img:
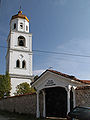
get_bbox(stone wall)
[75,88,90,107]
[0,88,90,117]
[0,93,37,115]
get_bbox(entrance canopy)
[31,69,89,91]
[31,69,90,118]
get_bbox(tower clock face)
[19,54,23,59]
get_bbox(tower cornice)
[11,11,29,22]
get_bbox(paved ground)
[46,117,67,120]
[0,114,16,120]
[0,112,67,120]
[0,115,8,120]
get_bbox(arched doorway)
[45,87,67,118]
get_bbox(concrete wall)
[76,88,90,107]
[0,93,37,115]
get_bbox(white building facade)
[6,11,33,95]
[31,69,90,118]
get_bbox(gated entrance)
[31,69,77,118]
[45,87,67,117]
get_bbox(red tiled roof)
[4,92,36,99]
[76,86,90,90]
[48,69,90,84]
[79,80,90,84]
[31,69,90,85]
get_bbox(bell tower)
[6,11,33,95]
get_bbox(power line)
[33,50,90,58]
[1,45,90,58]
[0,45,7,48]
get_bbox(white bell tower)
[6,11,33,95]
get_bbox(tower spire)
[19,5,21,11]
[18,0,22,12]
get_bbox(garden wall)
[76,88,90,107]
[0,93,37,115]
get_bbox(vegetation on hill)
[0,72,11,98]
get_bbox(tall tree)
[0,72,11,98]
[14,82,35,95]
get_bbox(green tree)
[14,82,36,95]
[0,72,11,98]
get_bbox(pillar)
[72,86,76,108]
[66,85,71,114]
[42,90,46,117]
[67,89,70,113]
[36,91,40,118]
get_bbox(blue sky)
[1,0,90,80]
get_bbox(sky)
[1,0,90,80]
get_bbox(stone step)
[46,117,67,120]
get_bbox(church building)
[5,10,90,119]
[6,11,33,95]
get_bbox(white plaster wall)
[7,31,32,76]
[10,19,18,32]
[33,71,83,91]
[10,77,31,96]
[10,31,32,51]
[7,15,32,96]
[10,18,29,33]
[18,18,29,33]
[6,52,9,72]
[9,50,32,76]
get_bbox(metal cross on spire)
[19,0,22,11]
[19,5,21,11]
[0,0,1,7]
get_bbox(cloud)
[33,69,45,76]
[45,38,90,79]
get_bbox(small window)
[20,23,23,29]
[16,60,20,68]
[14,23,16,29]
[26,26,28,31]
[18,36,25,47]
[22,60,26,68]
[8,39,10,48]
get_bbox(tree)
[14,82,36,95]
[0,72,11,98]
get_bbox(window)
[20,23,23,29]
[18,36,25,47]
[14,23,16,29]
[22,60,26,68]
[16,60,20,68]
[26,25,28,31]
[8,39,10,48]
